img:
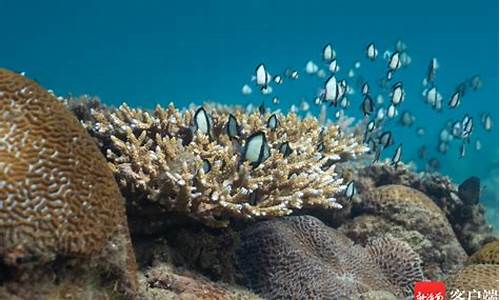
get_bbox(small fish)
[345,180,356,199]
[462,114,473,138]
[437,141,448,154]
[317,69,327,78]
[267,114,279,130]
[459,142,466,158]
[272,96,280,104]
[395,40,407,52]
[427,58,439,83]
[279,141,293,157]
[418,145,427,159]
[340,97,349,109]
[226,114,240,138]
[424,86,442,106]
[256,64,270,87]
[362,82,370,96]
[376,107,385,121]
[329,59,340,73]
[361,95,374,116]
[439,128,451,143]
[475,139,482,151]
[194,107,211,135]
[273,75,283,85]
[261,85,273,95]
[379,131,393,149]
[448,90,461,108]
[391,81,404,105]
[376,94,384,105]
[323,43,335,62]
[469,74,483,91]
[386,70,393,81]
[458,176,480,205]
[314,97,322,105]
[481,113,492,131]
[416,127,426,136]
[366,43,378,61]
[317,142,326,152]
[305,60,319,74]
[399,111,415,127]
[201,159,211,173]
[285,69,299,79]
[354,61,361,69]
[259,102,266,115]
[367,120,376,132]
[391,144,402,169]
[324,75,339,103]
[243,131,271,167]
[387,104,397,119]
[300,99,310,111]
[348,69,355,78]
[399,52,412,67]
[451,121,462,137]
[388,51,401,71]
[241,84,252,95]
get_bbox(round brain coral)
[0,69,126,262]
[467,240,499,265]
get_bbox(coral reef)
[339,184,467,279]
[0,69,137,298]
[466,240,499,265]
[134,236,260,300]
[76,101,368,227]
[237,215,423,299]
[342,163,496,255]
[445,240,499,300]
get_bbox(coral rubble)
[77,102,368,227]
[237,215,423,299]
[0,69,137,298]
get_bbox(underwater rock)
[0,69,137,298]
[342,163,496,255]
[75,101,368,228]
[340,184,467,280]
[237,215,423,299]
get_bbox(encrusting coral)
[78,101,368,227]
[0,69,137,298]
[237,215,423,299]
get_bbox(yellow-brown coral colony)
[82,103,368,226]
[0,69,130,263]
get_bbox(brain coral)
[0,69,136,294]
[78,102,368,227]
[467,240,499,265]
[341,184,467,279]
[446,264,499,299]
[237,215,423,299]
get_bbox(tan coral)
[0,69,137,297]
[467,240,499,265]
[446,264,499,300]
[346,184,467,279]
[81,102,368,227]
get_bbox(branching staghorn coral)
[80,102,368,227]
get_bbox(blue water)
[1,0,498,229]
